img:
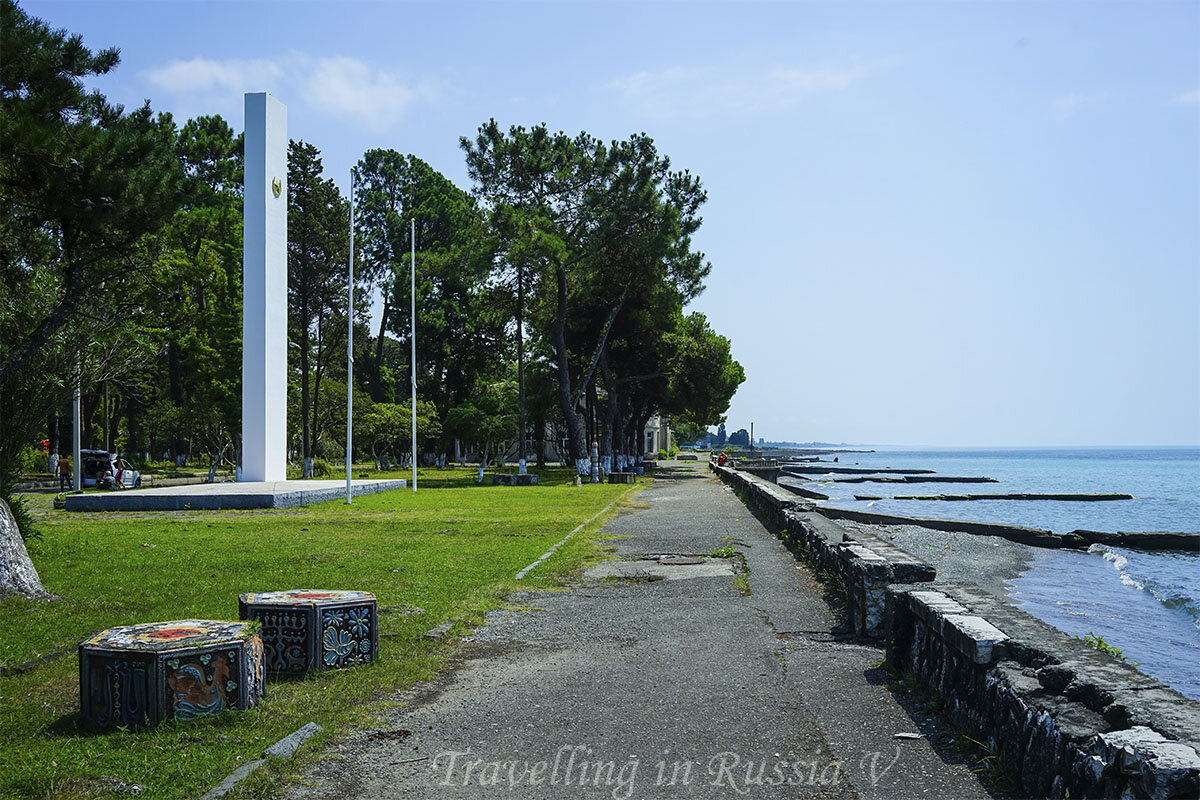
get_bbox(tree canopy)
[0,1,745,523]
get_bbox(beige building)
[643,414,671,456]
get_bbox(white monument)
[242,93,287,481]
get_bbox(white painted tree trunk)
[0,499,50,599]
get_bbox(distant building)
[643,415,671,456]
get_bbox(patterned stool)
[79,620,264,730]
[238,590,377,675]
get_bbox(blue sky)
[25,0,1200,446]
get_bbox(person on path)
[58,456,71,491]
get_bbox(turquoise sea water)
[802,446,1200,699]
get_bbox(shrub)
[17,444,45,475]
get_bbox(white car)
[79,449,142,489]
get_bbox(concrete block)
[264,722,322,759]
[942,614,1009,664]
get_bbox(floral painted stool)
[79,620,264,730]
[238,590,377,676]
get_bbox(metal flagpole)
[346,167,356,504]
[72,378,81,492]
[411,218,417,492]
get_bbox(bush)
[17,444,45,475]
[657,449,669,461]
[311,458,333,478]
[668,444,679,458]
[0,478,37,540]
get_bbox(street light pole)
[411,218,417,492]
[346,167,356,504]
[72,378,81,492]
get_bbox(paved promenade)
[286,465,999,799]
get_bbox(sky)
[24,0,1200,447]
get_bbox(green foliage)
[360,398,442,463]
[1078,631,1141,666]
[463,120,721,463]
[0,481,37,541]
[136,113,244,463]
[288,139,353,469]
[948,733,1018,792]
[0,0,184,494]
[15,445,43,475]
[444,380,518,465]
[709,546,737,558]
[355,150,503,420]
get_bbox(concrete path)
[284,465,1000,799]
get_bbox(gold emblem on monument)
[271,177,282,198]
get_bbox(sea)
[789,446,1200,699]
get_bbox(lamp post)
[346,167,356,504]
[72,378,81,492]
[410,218,417,493]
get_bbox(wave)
[1090,544,1200,628]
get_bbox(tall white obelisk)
[242,92,287,482]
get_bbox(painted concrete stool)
[238,590,377,675]
[79,620,264,730]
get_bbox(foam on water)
[1091,544,1200,627]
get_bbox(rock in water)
[0,498,50,599]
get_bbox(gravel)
[835,519,1036,598]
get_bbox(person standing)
[58,455,72,491]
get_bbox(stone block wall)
[887,585,1200,799]
[713,463,1200,797]
[712,463,934,638]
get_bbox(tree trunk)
[81,391,97,450]
[125,393,141,457]
[47,413,59,472]
[372,291,391,402]
[0,499,51,600]
[534,410,546,468]
[167,341,186,458]
[552,263,587,469]
[300,319,313,477]
[599,351,617,471]
[108,387,122,454]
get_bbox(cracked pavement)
[283,464,1001,799]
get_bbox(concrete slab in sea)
[63,479,407,512]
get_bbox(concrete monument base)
[64,479,406,512]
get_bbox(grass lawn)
[1,466,639,799]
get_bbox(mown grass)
[1,467,637,799]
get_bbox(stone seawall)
[710,463,1200,798]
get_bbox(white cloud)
[140,52,441,131]
[1052,92,1101,112]
[302,57,420,130]
[1172,89,1200,105]
[608,63,867,117]
[142,55,292,94]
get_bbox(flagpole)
[346,167,356,504]
[410,218,417,492]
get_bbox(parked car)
[79,449,142,489]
